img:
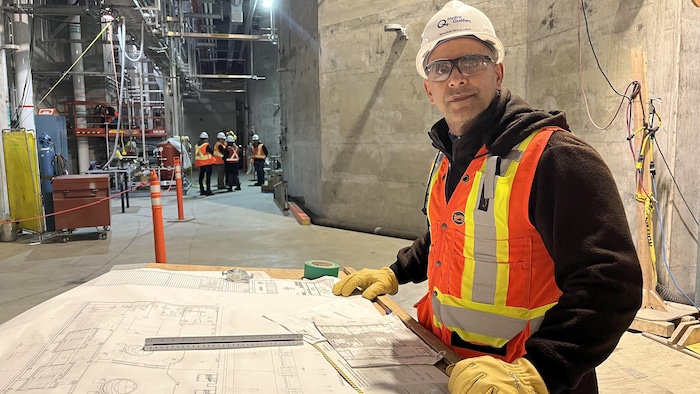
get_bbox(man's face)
[423,38,504,136]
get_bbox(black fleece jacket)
[390,89,642,394]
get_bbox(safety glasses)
[425,54,495,82]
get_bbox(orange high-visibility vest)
[415,127,562,362]
[252,144,266,160]
[213,141,225,164]
[195,143,215,167]
[225,146,239,163]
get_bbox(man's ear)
[495,63,505,89]
[423,80,435,104]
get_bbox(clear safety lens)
[425,54,494,82]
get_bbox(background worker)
[332,2,642,393]
[250,134,268,186]
[194,131,215,196]
[224,135,242,191]
[213,131,227,189]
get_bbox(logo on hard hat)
[437,16,472,29]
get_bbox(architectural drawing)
[0,300,354,393]
[0,270,357,393]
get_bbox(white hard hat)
[225,135,236,143]
[251,134,260,141]
[217,132,226,139]
[199,131,209,139]
[415,1,505,79]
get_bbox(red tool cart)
[52,174,111,242]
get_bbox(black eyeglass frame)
[424,54,495,82]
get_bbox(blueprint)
[0,268,448,393]
[314,314,444,367]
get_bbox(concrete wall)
[276,0,699,296]
[281,0,526,237]
[249,41,281,157]
[278,0,322,213]
[525,0,699,297]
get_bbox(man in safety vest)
[194,131,215,196]
[213,131,227,190]
[223,134,241,191]
[332,2,642,393]
[250,134,268,186]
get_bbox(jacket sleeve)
[523,131,642,393]
[206,144,214,155]
[263,145,269,156]
[389,230,431,284]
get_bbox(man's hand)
[332,267,399,300]
[448,356,548,394]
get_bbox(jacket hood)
[428,89,570,157]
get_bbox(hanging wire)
[652,140,699,226]
[651,177,700,312]
[579,0,631,99]
[577,0,639,130]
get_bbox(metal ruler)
[143,333,304,351]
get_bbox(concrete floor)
[1,174,700,392]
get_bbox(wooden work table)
[146,263,462,371]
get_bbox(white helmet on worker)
[251,134,260,141]
[199,131,209,139]
[217,132,226,140]
[225,135,236,143]
[415,1,505,79]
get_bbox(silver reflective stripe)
[471,259,497,304]
[432,295,527,340]
[472,159,498,304]
[530,315,545,333]
[482,156,499,200]
[503,149,524,162]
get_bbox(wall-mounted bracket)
[384,24,408,40]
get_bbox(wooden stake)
[631,47,666,311]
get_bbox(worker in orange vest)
[224,135,241,191]
[195,131,215,196]
[332,2,642,394]
[250,134,268,186]
[213,131,227,189]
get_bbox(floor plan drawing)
[0,300,354,393]
[0,269,363,393]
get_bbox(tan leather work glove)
[448,356,549,394]
[332,267,399,300]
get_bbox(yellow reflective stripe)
[461,170,483,300]
[426,155,445,219]
[494,262,510,306]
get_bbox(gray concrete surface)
[0,176,425,325]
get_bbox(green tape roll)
[303,260,340,279]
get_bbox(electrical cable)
[652,139,699,226]
[651,176,700,312]
[577,0,638,130]
[579,0,631,99]
[117,22,145,62]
